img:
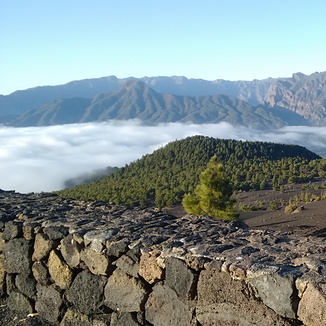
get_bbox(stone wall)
[0,190,326,325]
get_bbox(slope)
[57,135,324,208]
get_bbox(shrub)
[284,202,298,214]
[267,201,279,211]
[239,203,257,212]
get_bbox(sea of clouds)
[1,120,326,193]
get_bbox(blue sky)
[1,0,326,95]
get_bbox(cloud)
[0,121,325,193]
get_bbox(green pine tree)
[182,155,239,220]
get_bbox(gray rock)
[60,307,92,326]
[35,283,63,324]
[32,233,55,261]
[80,246,109,275]
[145,283,193,326]
[197,268,291,326]
[249,271,298,318]
[115,249,140,278]
[32,260,50,285]
[104,268,147,312]
[110,312,140,326]
[106,240,129,257]
[6,273,16,294]
[44,225,69,240]
[7,291,33,314]
[2,220,23,240]
[165,257,197,300]
[3,238,32,274]
[67,270,107,315]
[15,273,36,300]
[61,234,82,268]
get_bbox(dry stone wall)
[0,190,326,325]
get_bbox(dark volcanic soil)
[164,182,326,237]
[238,182,326,237]
[241,199,326,237]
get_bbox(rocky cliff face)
[264,72,326,125]
[0,190,326,325]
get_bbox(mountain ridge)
[1,71,326,126]
[9,80,287,129]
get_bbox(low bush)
[284,203,298,214]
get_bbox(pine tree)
[182,155,238,220]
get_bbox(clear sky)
[1,0,326,95]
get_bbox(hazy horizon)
[2,1,326,95]
[0,121,325,194]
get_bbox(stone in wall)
[35,283,63,324]
[3,238,32,274]
[106,239,129,258]
[48,249,73,289]
[80,246,110,275]
[7,291,33,315]
[114,248,140,278]
[60,307,92,326]
[15,273,37,300]
[32,260,50,285]
[0,255,5,296]
[60,234,82,268]
[297,282,326,326]
[104,268,147,312]
[23,222,40,240]
[165,257,197,300]
[32,232,55,261]
[110,312,141,326]
[67,270,107,315]
[6,273,16,294]
[196,268,292,325]
[248,266,299,318]
[44,225,69,241]
[145,283,194,326]
[2,220,23,240]
[139,250,164,284]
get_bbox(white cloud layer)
[0,121,326,193]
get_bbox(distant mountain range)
[1,71,326,128]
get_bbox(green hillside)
[57,136,325,207]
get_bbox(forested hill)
[57,136,325,208]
